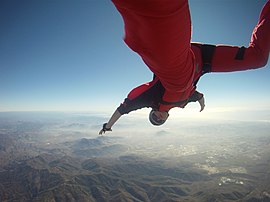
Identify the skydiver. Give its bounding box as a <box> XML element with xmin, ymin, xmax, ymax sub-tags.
<box><xmin>99</xmin><ymin>0</ymin><xmax>270</xmax><ymax>135</ymax></box>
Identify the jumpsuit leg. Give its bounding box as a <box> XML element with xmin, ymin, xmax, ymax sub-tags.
<box><xmin>111</xmin><ymin>0</ymin><xmax>195</xmax><ymax>103</ymax></box>
<box><xmin>211</xmin><ymin>0</ymin><xmax>270</xmax><ymax>72</ymax></box>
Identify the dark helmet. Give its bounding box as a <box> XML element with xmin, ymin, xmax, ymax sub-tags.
<box><xmin>149</xmin><ymin>109</ymin><xmax>167</xmax><ymax>126</ymax></box>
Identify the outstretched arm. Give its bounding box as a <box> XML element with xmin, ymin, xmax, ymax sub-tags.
<box><xmin>99</xmin><ymin>79</ymin><xmax>156</xmax><ymax>135</ymax></box>
<box><xmin>99</xmin><ymin>109</ymin><xmax>122</xmax><ymax>135</ymax></box>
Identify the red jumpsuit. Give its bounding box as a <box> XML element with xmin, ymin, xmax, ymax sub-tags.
<box><xmin>112</xmin><ymin>0</ymin><xmax>270</xmax><ymax>113</ymax></box>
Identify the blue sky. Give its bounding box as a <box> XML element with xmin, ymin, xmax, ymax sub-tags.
<box><xmin>0</xmin><ymin>0</ymin><xmax>269</xmax><ymax>119</ymax></box>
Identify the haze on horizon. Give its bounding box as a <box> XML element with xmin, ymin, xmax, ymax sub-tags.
<box><xmin>0</xmin><ymin>111</ymin><xmax>270</xmax><ymax>201</ymax></box>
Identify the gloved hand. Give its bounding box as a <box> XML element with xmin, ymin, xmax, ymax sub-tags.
<box><xmin>198</xmin><ymin>96</ymin><xmax>205</xmax><ymax>112</ymax></box>
<box><xmin>99</xmin><ymin>123</ymin><xmax>112</xmax><ymax>135</ymax></box>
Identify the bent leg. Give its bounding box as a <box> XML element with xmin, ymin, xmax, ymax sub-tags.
<box><xmin>112</xmin><ymin>0</ymin><xmax>194</xmax><ymax>100</ymax></box>
<box><xmin>211</xmin><ymin>0</ymin><xmax>270</xmax><ymax>72</ymax></box>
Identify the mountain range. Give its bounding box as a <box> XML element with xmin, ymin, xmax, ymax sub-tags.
<box><xmin>0</xmin><ymin>112</ymin><xmax>270</xmax><ymax>201</ymax></box>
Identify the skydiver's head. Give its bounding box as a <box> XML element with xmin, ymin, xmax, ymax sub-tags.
<box><xmin>149</xmin><ymin>109</ymin><xmax>169</xmax><ymax>126</ymax></box>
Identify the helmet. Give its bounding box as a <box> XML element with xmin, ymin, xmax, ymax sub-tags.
<box><xmin>149</xmin><ymin>109</ymin><xmax>167</xmax><ymax>126</ymax></box>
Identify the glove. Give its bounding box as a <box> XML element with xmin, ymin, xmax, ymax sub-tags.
<box><xmin>99</xmin><ymin>123</ymin><xmax>112</xmax><ymax>135</ymax></box>
<box><xmin>198</xmin><ymin>96</ymin><xmax>205</xmax><ymax>112</ymax></box>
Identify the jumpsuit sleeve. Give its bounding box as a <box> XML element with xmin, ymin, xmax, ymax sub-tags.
<box><xmin>187</xmin><ymin>91</ymin><xmax>204</xmax><ymax>103</ymax></box>
<box><xmin>117</xmin><ymin>97</ymin><xmax>149</xmax><ymax>115</ymax></box>
<box><xmin>117</xmin><ymin>84</ymin><xmax>152</xmax><ymax>115</ymax></box>
<box><xmin>117</xmin><ymin>78</ymin><xmax>162</xmax><ymax>114</ymax></box>
<box><xmin>211</xmin><ymin>0</ymin><xmax>270</xmax><ymax>72</ymax></box>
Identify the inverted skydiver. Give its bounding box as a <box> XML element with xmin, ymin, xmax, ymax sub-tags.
<box><xmin>99</xmin><ymin>0</ymin><xmax>270</xmax><ymax>134</ymax></box>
